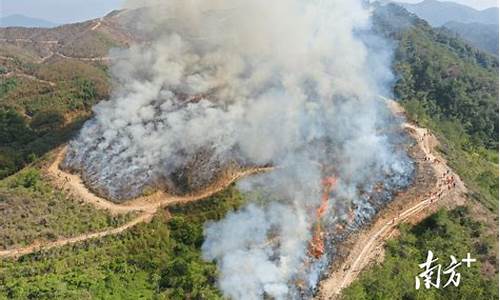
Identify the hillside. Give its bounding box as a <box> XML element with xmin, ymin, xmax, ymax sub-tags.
<box><xmin>0</xmin><ymin>10</ymin><xmax>137</xmax><ymax>61</ymax></box>
<box><xmin>0</xmin><ymin>167</ymin><xmax>135</xmax><ymax>251</ymax></box>
<box><xmin>0</xmin><ymin>9</ymin><xmax>143</xmax><ymax>179</ymax></box>
<box><xmin>0</xmin><ymin>187</ymin><xmax>245</xmax><ymax>299</ymax></box>
<box><xmin>0</xmin><ymin>4</ymin><xmax>498</xmax><ymax>300</ymax></box>
<box><xmin>397</xmin><ymin>0</ymin><xmax>499</xmax><ymax>26</ymax></box>
<box><xmin>342</xmin><ymin>207</ymin><xmax>498</xmax><ymax>299</ymax></box>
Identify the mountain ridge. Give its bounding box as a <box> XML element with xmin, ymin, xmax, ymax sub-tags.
<box><xmin>0</xmin><ymin>14</ymin><xmax>58</xmax><ymax>28</ymax></box>
<box><xmin>443</xmin><ymin>20</ymin><xmax>498</xmax><ymax>55</ymax></box>
<box><xmin>397</xmin><ymin>0</ymin><xmax>499</xmax><ymax>26</ymax></box>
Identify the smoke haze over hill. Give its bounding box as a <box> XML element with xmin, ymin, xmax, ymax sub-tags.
<box><xmin>63</xmin><ymin>0</ymin><xmax>414</xmax><ymax>298</ymax></box>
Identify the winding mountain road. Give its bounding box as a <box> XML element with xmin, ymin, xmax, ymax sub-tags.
<box><xmin>48</xmin><ymin>147</ymin><xmax>272</xmax><ymax>215</ymax></box>
<box><xmin>0</xmin><ymin>71</ymin><xmax>56</xmax><ymax>87</ymax></box>
<box><xmin>0</xmin><ymin>147</ymin><xmax>271</xmax><ymax>259</ymax></box>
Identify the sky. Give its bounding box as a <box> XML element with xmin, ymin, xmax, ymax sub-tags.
<box><xmin>1</xmin><ymin>0</ymin><xmax>125</xmax><ymax>24</ymax></box>
<box><xmin>0</xmin><ymin>0</ymin><xmax>498</xmax><ymax>24</ymax></box>
<box><xmin>397</xmin><ymin>0</ymin><xmax>499</xmax><ymax>9</ymax></box>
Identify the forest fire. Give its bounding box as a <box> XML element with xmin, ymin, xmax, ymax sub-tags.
<box><xmin>62</xmin><ymin>0</ymin><xmax>416</xmax><ymax>298</ymax></box>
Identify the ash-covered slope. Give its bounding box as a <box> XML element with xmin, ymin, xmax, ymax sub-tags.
<box><xmin>62</xmin><ymin>0</ymin><xmax>412</xmax><ymax>202</ymax></box>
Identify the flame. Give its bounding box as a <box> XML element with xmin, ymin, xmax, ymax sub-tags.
<box><xmin>309</xmin><ymin>176</ymin><xmax>337</xmax><ymax>259</ymax></box>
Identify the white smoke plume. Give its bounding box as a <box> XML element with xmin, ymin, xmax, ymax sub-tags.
<box><xmin>63</xmin><ymin>0</ymin><xmax>414</xmax><ymax>298</ymax></box>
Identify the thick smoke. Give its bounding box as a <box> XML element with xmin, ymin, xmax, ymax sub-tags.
<box><xmin>63</xmin><ymin>0</ymin><xmax>413</xmax><ymax>298</ymax></box>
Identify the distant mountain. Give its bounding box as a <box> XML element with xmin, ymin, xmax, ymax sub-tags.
<box><xmin>0</xmin><ymin>14</ymin><xmax>58</xmax><ymax>28</ymax></box>
<box><xmin>443</xmin><ymin>21</ymin><xmax>498</xmax><ymax>55</ymax></box>
<box><xmin>374</xmin><ymin>3</ymin><xmax>498</xmax><ymax>146</ymax></box>
<box><xmin>397</xmin><ymin>0</ymin><xmax>499</xmax><ymax>26</ymax></box>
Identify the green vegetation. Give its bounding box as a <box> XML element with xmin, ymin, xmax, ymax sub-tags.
<box><xmin>0</xmin><ymin>108</ymin><xmax>86</xmax><ymax>179</ymax></box>
<box><xmin>0</xmin><ymin>185</ymin><xmax>244</xmax><ymax>299</ymax></box>
<box><xmin>0</xmin><ymin>78</ymin><xmax>17</xmax><ymax>97</ymax></box>
<box><xmin>342</xmin><ymin>208</ymin><xmax>498</xmax><ymax>299</ymax></box>
<box><xmin>0</xmin><ymin>59</ymin><xmax>110</xmax><ymax>179</ymax></box>
<box><xmin>393</xmin><ymin>23</ymin><xmax>498</xmax><ymax>148</ymax></box>
<box><xmin>0</xmin><ymin>167</ymin><xmax>133</xmax><ymax>250</ymax></box>
<box><xmin>375</xmin><ymin>4</ymin><xmax>499</xmax><ymax>211</ymax></box>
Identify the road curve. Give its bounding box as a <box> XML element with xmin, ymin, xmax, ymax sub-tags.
<box><xmin>0</xmin><ymin>148</ymin><xmax>272</xmax><ymax>259</ymax></box>
<box><xmin>48</xmin><ymin>146</ymin><xmax>272</xmax><ymax>215</ymax></box>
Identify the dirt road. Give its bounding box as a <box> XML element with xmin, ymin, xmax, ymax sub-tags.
<box><xmin>0</xmin><ymin>148</ymin><xmax>271</xmax><ymax>259</ymax></box>
<box><xmin>0</xmin><ymin>212</ymin><xmax>153</xmax><ymax>259</ymax></box>
<box><xmin>1</xmin><ymin>71</ymin><xmax>56</xmax><ymax>87</ymax></box>
<box><xmin>54</xmin><ymin>52</ymin><xmax>112</xmax><ymax>62</ymax></box>
<box><xmin>48</xmin><ymin>146</ymin><xmax>272</xmax><ymax>215</ymax></box>
<box><xmin>91</xmin><ymin>19</ymin><xmax>103</xmax><ymax>31</ymax></box>
<box><xmin>317</xmin><ymin>100</ymin><xmax>467</xmax><ymax>299</ymax></box>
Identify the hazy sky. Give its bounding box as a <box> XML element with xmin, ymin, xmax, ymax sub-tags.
<box><xmin>0</xmin><ymin>0</ymin><xmax>498</xmax><ymax>24</ymax></box>
<box><xmin>397</xmin><ymin>0</ymin><xmax>499</xmax><ymax>10</ymax></box>
<box><xmin>1</xmin><ymin>0</ymin><xmax>125</xmax><ymax>24</ymax></box>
